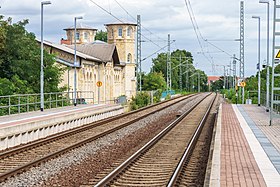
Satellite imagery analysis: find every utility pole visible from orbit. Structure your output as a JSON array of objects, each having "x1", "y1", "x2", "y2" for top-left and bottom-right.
[
  {"x1": 167, "y1": 34, "x2": 171, "y2": 91},
  {"x1": 240, "y1": 1, "x2": 245, "y2": 104},
  {"x1": 223, "y1": 65, "x2": 226, "y2": 89},
  {"x1": 233, "y1": 54, "x2": 237, "y2": 88},
  {"x1": 186, "y1": 61, "x2": 189, "y2": 92},
  {"x1": 136, "y1": 15, "x2": 142, "y2": 92},
  {"x1": 179, "y1": 55, "x2": 182, "y2": 92},
  {"x1": 198, "y1": 72, "x2": 200, "y2": 92}
]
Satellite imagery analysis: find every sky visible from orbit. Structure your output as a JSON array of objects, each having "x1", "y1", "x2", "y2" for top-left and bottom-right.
[{"x1": 0, "y1": 0, "x2": 275, "y2": 77}]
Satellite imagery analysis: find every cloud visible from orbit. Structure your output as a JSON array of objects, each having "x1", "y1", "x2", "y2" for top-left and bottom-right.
[{"x1": 0, "y1": 0, "x2": 272, "y2": 76}]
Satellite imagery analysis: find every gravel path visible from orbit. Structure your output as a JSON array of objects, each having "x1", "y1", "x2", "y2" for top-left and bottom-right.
[{"x1": 0, "y1": 94, "x2": 207, "y2": 187}]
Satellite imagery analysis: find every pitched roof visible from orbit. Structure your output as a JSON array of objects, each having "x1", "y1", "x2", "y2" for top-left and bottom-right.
[
  {"x1": 67, "y1": 43, "x2": 120, "y2": 64},
  {"x1": 38, "y1": 39, "x2": 102, "y2": 62}
]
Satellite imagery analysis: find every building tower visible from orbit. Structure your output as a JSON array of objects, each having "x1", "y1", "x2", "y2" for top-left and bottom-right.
[
  {"x1": 61, "y1": 23, "x2": 97, "y2": 45},
  {"x1": 105, "y1": 22, "x2": 137, "y2": 98}
]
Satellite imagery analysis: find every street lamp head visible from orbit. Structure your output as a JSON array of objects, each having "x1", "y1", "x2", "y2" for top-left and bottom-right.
[
  {"x1": 259, "y1": 0, "x2": 269, "y2": 4},
  {"x1": 42, "y1": 1, "x2": 51, "y2": 5},
  {"x1": 75, "y1": 16, "x2": 83, "y2": 20},
  {"x1": 252, "y1": 16, "x2": 260, "y2": 19}
]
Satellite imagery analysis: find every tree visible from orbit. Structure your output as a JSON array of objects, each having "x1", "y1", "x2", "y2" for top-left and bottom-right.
[
  {"x1": 211, "y1": 78, "x2": 224, "y2": 91},
  {"x1": 142, "y1": 72, "x2": 166, "y2": 91},
  {"x1": 151, "y1": 49, "x2": 194, "y2": 91},
  {"x1": 0, "y1": 16, "x2": 64, "y2": 95},
  {"x1": 95, "y1": 30, "x2": 107, "y2": 42}
]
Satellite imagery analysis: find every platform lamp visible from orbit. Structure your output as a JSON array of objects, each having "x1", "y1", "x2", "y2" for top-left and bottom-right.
[
  {"x1": 74, "y1": 16, "x2": 83, "y2": 106},
  {"x1": 40, "y1": 1, "x2": 51, "y2": 112}
]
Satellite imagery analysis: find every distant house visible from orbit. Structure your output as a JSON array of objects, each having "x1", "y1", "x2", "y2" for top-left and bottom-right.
[{"x1": 207, "y1": 76, "x2": 221, "y2": 91}]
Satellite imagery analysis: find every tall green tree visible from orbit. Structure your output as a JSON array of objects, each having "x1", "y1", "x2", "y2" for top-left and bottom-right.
[
  {"x1": 0, "y1": 17, "x2": 64, "y2": 95},
  {"x1": 95, "y1": 30, "x2": 107, "y2": 42},
  {"x1": 151, "y1": 49, "x2": 209, "y2": 92},
  {"x1": 142, "y1": 72, "x2": 166, "y2": 91}
]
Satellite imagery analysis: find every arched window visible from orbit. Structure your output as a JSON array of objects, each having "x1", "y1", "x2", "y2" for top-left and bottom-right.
[
  {"x1": 84, "y1": 32, "x2": 89, "y2": 41},
  {"x1": 127, "y1": 27, "x2": 132, "y2": 37},
  {"x1": 127, "y1": 53, "x2": 132, "y2": 63},
  {"x1": 76, "y1": 32, "x2": 80, "y2": 40},
  {"x1": 118, "y1": 27, "x2": 123, "y2": 37}
]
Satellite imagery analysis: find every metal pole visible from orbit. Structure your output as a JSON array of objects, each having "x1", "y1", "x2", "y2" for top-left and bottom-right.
[
  {"x1": 179, "y1": 55, "x2": 182, "y2": 92},
  {"x1": 40, "y1": 1, "x2": 51, "y2": 112},
  {"x1": 266, "y1": 2, "x2": 270, "y2": 112},
  {"x1": 223, "y1": 65, "x2": 226, "y2": 89},
  {"x1": 98, "y1": 64, "x2": 100, "y2": 104},
  {"x1": 252, "y1": 16, "x2": 261, "y2": 106},
  {"x1": 167, "y1": 34, "x2": 171, "y2": 91},
  {"x1": 198, "y1": 73, "x2": 200, "y2": 92},
  {"x1": 259, "y1": 0, "x2": 270, "y2": 111},
  {"x1": 67, "y1": 67, "x2": 70, "y2": 99},
  {"x1": 240, "y1": 1, "x2": 245, "y2": 104},
  {"x1": 233, "y1": 54, "x2": 236, "y2": 88},
  {"x1": 270, "y1": 0, "x2": 277, "y2": 126},
  {"x1": 136, "y1": 15, "x2": 142, "y2": 92},
  {"x1": 74, "y1": 16, "x2": 83, "y2": 106}
]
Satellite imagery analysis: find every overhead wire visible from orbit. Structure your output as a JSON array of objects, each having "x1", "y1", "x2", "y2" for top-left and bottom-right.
[
  {"x1": 112, "y1": 0, "x2": 166, "y2": 42},
  {"x1": 185, "y1": 0, "x2": 216, "y2": 71},
  {"x1": 89, "y1": 0, "x2": 162, "y2": 49}
]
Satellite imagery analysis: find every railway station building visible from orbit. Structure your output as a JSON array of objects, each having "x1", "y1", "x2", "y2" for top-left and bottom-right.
[{"x1": 42, "y1": 22, "x2": 137, "y2": 104}]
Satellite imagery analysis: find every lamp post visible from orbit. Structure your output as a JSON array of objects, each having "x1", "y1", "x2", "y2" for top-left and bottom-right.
[
  {"x1": 252, "y1": 16, "x2": 261, "y2": 106},
  {"x1": 40, "y1": 1, "x2": 51, "y2": 112},
  {"x1": 259, "y1": 0, "x2": 270, "y2": 112},
  {"x1": 74, "y1": 16, "x2": 83, "y2": 106}
]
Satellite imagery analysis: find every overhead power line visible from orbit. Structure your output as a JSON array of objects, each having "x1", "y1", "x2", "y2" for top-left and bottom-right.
[
  {"x1": 184, "y1": 0, "x2": 215, "y2": 68},
  {"x1": 112, "y1": 0, "x2": 166, "y2": 43},
  {"x1": 89, "y1": 0, "x2": 164, "y2": 49}
]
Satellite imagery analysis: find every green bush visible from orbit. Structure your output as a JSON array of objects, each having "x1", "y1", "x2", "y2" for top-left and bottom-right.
[{"x1": 129, "y1": 92, "x2": 151, "y2": 111}]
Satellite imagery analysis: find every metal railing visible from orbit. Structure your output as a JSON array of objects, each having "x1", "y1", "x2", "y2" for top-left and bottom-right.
[
  {"x1": 0, "y1": 91, "x2": 94, "y2": 116},
  {"x1": 247, "y1": 91, "x2": 280, "y2": 114}
]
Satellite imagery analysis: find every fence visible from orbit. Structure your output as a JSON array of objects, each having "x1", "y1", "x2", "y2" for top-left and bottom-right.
[
  {"x1": 248, "y1": 91, "x2": 280, "y2": 113},
  {"x1": 0, "y1": 91, "x2": 94, "y2": 116}
]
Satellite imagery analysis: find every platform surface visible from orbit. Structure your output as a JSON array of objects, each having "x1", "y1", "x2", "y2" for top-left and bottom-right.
[
  {"x1": 0, "y1": 104, "x2": 117, "y2": 129},
  {"x1": 210, "y1": 104, "x2": 280, "y2": 187}
]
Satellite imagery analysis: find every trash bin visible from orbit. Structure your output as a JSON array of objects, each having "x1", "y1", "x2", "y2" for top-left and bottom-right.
[{"x1": 246, "y1": 99, "x2": 252, "y2": 104}]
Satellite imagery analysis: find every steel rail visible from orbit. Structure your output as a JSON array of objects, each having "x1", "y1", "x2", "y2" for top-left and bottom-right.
[
  {"x1": 94, "y1": 93, "x2": 212, "y2": 187},
  {"x1": 0, "y1": 94, "x2": 195, "y2": 160},
  {"x1": 167, "y1": 93, "x2": 217, "y2": 186},
  {"x1": 0, "y1": 94, "x2": 197, "y2": 182}
]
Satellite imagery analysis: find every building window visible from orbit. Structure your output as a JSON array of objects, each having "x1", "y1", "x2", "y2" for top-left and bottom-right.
[
  {"x1": 127, "y1": 27, "x2": 132, "y2": 37},
  {"x1": 111, "y1": 29, "x2": 114, "y2": 37},
  {"x1": 118, "y1": 27, "x2": 123, "y2": 37},
  {"x1": 76, "y1": 32, "x2": 80, "y2": 40},
  {"x1": 127, "y1": 53, "x2": 132, "y2": 63},
  {"x1": 84, "y1": 32, "x2": 89, "y2": 41}
]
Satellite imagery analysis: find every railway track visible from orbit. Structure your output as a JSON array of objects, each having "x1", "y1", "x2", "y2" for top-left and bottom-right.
[
  {"x1": 93, "y1": 93, "x2": 217, "y2": 187},
  {"x1": 0, "y1": 93, "x2": 203, "y2": 182}
]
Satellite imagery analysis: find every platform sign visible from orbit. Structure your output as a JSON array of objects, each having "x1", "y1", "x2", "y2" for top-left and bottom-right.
[
  {"x1": 237, "y1": 79, "x2": 243, "y2": 87},
  {"x1": 240, "y1": 81, "x2": 246, "y2": 87},
  {"x1": 276, "y1": 50, "x2": 280, "y2": 59},
  {"x1": 96, "y1": 81, "x2": 102, "y2": 87}
]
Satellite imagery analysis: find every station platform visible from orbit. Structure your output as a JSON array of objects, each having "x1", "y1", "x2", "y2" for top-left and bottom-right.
[
  {"x1": 0, "y1": 104, "x2": 124, "y2": 150},
  {"x1": 209, "y1": 104, "x2": 280, "y2": 187}
]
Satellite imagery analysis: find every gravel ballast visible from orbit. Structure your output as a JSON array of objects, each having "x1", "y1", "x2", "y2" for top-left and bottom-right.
[{"x1": 0, "y1": 94, "x2": 207, "y2": 187}]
